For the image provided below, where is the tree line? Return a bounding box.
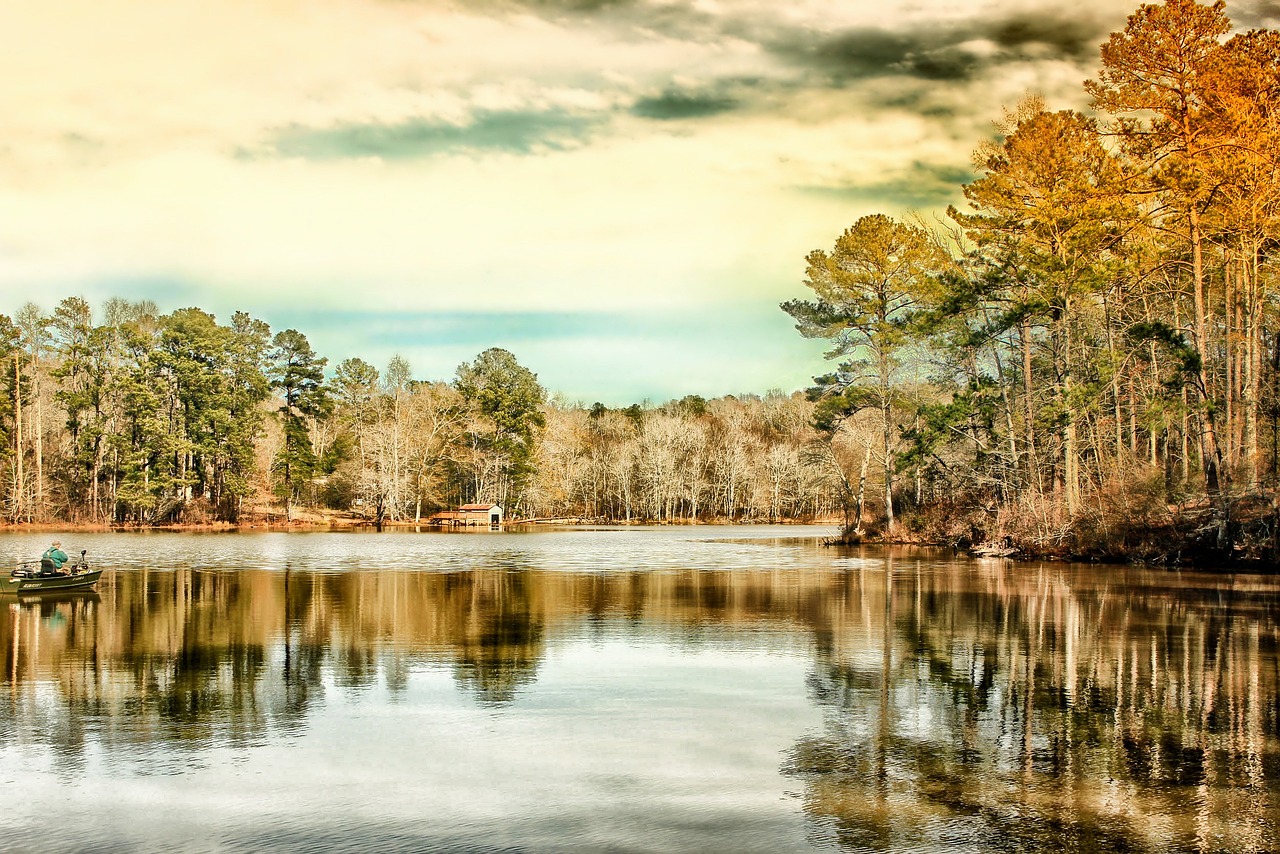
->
[0,296,860,526]
[785,0,1280,555]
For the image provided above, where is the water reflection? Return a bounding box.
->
[786,552,1280,853]
[0,536,1277,852]
[2,564,821,751]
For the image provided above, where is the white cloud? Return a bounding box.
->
[0,0,770,178]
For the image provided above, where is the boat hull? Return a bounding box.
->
[2,568,102,595]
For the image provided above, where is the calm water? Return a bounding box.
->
[0,527,1277,853]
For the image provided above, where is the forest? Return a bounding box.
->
[784,0,1280,561]
[0,298,848,530]
[1,0,1277,563]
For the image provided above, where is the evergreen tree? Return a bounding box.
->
[782,214,949,533]
[1086,0,1234,490]
[949,108,1132,513]
[0,314,19,522]
[269,329,329,520]
[455,348,546,514]
[50,296,110,519]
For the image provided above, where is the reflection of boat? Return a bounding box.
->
[3,552,102,595]
[7,589,100,607]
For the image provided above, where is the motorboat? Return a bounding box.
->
[3,550,102,595]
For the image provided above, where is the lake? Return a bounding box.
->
[0,526,1276,852]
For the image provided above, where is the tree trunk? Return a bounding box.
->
[33,359,43,521]
[882,398,894,530]
[1243,246,1260,488]
[1056,304,1079,515]
[13,355,23,522]
[854,444,871,535]
[1020,319,1039,494]
[1064,416,1079,514]
[1190,210,1223,492]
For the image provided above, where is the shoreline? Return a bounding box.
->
[4,510,1274,570]
[0,516,847,534]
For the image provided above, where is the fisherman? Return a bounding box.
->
[40,541,69,575]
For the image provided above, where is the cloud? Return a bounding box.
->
[766,11,1113,85]
[630,87,742,120]
[790,28,978,82]
[0,0,1173,404]
[506,0,639,12]
[468,0,1118,85]
[1232,0,1280,28]
[262,109,607,160]
[0,0,1123,180]
[287,309,632,347]
[989,13,1107,59]
[474,0,722,42]
[796,162,976,211]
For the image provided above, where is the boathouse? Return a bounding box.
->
[460,503,503,525]
[428,503,503,527]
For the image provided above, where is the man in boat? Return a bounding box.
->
[40,541,69,575]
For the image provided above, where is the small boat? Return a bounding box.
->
[3,551,102,595]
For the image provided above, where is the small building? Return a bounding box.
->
[428,503,503,527]
[460,503,503,526]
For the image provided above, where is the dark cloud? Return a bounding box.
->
[808,29,979,81]
[770,10,1111,85]
[630,88,741,121]
[512,0,635,11]
[265,3,1130,162]
[796,162,976,211]
[473,1,1118,84]
[259,109,605,160]
[1232,0,1280,29]
[989,13,1108,59]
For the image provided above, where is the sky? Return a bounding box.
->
[3,0,1278,406]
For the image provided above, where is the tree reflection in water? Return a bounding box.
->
[452,570,544,704]
[0,551,1277,852]
[784,553,1280,852]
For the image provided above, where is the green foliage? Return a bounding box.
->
[667,395,708,419]
[91,307,275,522]
[783,214,949,412]
[783,213,951,528]
[898,377,1003,479]
[0,314,19,462]
[1127,321,1202,378]
[806,378,876,434]
[269,329,329,512]
[334,357,380,425]
[50,297,108,510]
[783,214,948,361]
[270,329,329,418]
[455,348,545,444]
[454,348,546,509]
